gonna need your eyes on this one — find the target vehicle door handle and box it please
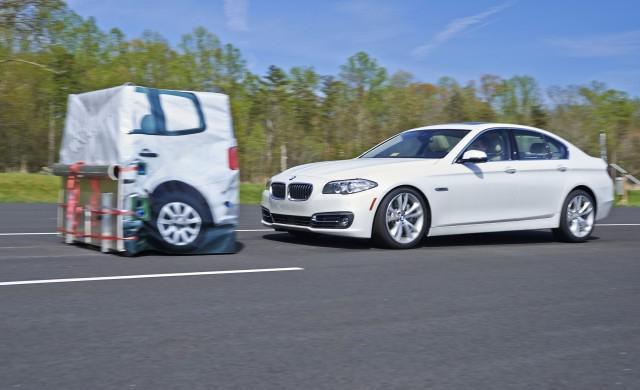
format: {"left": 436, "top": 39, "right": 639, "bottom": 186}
{"left": 557, "top": 166, "right": 568, "bottom": 172}
{"left": 139, "top": 149, "right": 158, "bottom": 158}
{"left": 505, "top": 168, "right": 517, "bottom": 174}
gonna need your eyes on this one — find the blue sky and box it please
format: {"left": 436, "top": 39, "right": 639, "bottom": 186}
{"left": 67, "top": 0, "right": 640, "bottom": 95}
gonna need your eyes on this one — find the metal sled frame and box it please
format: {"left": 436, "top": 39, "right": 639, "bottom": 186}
{"left": 53, "top": 162, "right": 136, "bottom": 253}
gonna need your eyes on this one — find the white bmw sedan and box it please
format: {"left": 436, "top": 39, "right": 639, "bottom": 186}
{"left": 261, "top": 123, "right": 614, "bottom": 249}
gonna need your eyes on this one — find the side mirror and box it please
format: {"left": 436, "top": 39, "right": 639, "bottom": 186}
{"left": 460, "top": 150, "right": 488, "bottom": 163}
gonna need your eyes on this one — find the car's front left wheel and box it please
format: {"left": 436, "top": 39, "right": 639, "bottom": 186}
{"left": 373, "top": 187, "right": 429, "bottom": 249}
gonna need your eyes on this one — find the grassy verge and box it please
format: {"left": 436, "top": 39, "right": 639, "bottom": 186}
{"left": 625, "top": 190, "right": 640, "bottom": 207}
{"left": 1, "top": 173, "right": 637, "bottom": 206}
{"left": 0, "top": 173, "right": 264, "bottom": 204}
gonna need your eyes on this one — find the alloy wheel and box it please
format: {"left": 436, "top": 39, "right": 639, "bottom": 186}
{"left": 566, "top": 194, "right": 594, "bottom": 238}
{"left": 385, "top": 192, "right": 424, "bottom": 244}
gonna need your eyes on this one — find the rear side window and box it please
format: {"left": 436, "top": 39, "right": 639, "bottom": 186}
{"left": 130, "top": 87, "right": 206, "bottom": 136}
{"left": 159, "top": 93, "right": 202, "bottom": 132}
{"left": 513, "top": 130, "right": 567, "bottom": 160}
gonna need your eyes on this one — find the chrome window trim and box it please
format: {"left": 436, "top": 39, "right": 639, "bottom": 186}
{"left": 452, "top": 127, "right": 570, "bottom": 164}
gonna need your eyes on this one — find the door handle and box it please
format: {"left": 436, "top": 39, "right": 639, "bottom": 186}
{"left": 139, "top": 149, "right": 158, "bottom": 158}
{"left": 505, "top": 168, "right": 517, "bottom": 174}
{"left": 557, "top": 166, "right": 568, "bottom": 172}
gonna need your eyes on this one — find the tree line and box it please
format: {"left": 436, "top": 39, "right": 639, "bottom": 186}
{"left": 1, "top": 1, "right": 639, "bottom": 181}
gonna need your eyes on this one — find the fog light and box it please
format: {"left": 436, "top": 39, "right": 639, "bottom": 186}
{"left": 339, "top": 216, "right": 350, "bottom": 226}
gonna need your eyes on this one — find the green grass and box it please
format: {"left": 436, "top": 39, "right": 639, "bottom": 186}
{"left": 0, "top": 173, "right": 60, "bottom": 203}
{"left": 2, "top": 173, "right": 636, "bottom": 207}
{"left": 0, "top": 173, "right": 264, "bottom": 204}
{"left": 624, "top": 190, "right": 640, "bottom": 207}
{"left": 239, "top": 183, "right": 264, "bottom": 205}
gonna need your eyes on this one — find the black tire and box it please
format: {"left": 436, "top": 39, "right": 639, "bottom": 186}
{"left": 372, "top": 187, "right": 429, "bottom": 249}
{"left": 150, "top": 190, "right": 212, "bottom": 253}
{"left": 552, "top": 189, "right": 596, "bottom": 243}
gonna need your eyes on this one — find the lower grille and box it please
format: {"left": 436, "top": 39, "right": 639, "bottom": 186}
{"left": 261, "top": 207, "right": 273, "bottom": 223}
{"left": 310, "top": 212, "right": 354, "bottom": 229}
{"left": 271, "top": 213, "right": 312, "bottom": 226}
{"left": 271, "top": 182, "right": 286, "bottom": 199}
{"left": 288, "top": 183, "right": 313, "bottom": 201}
{"left": 269, "top": 212, "right": 354, "bottom": 229}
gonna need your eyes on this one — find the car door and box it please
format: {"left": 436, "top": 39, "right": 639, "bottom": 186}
{"left": 509, "top": 129, "right": 569, "bottom": 220}
{"left": 128, "top": 87, "right": 209, "bottom": 190}
{"left": 432, "top": 128, "right": 521, "bottom": 227}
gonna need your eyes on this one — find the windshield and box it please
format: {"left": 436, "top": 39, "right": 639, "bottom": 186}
{"left": 360, "top": 129, "right": 470, "bottom": 159}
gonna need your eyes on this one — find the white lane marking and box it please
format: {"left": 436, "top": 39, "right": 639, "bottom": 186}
{"left": 0, "top": 246, "right": 59, "bottom": 249}
{"left": 0, "top": 232, "right": 58, "bottom": 236}
{"left": 596, "top": 223, "right": 640, "bottom": 226}
{"left": 0, "top": 267, "right": 304, "bottom": 287}
{"left": 0, "top": 229, "right": 274, "bottom": 236}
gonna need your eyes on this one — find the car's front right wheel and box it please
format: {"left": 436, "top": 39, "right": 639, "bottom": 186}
{"left": 373, "top": 187, "right": 429, "bottom": 249}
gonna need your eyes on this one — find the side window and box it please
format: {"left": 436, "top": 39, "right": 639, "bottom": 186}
{"left": 513, "top": 130, "right": 567, "bottom": 160}
{"left": 465, "top": 129, "right": 511, "bottom": 161}
{"left": 159, "top": 93, "right": 202, "bottom": 132}
{"left": 130, "top": 87, "right": 206, "bottom": 136}
{"left": 544, "top": 136, "right": 568, "bottom": 159}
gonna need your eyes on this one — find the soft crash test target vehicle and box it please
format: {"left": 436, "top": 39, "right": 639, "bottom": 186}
{"left": 56, "top": 85, "right": 239, "bottom": 255}
{"left": 261, "top": 123, "right": 614, "bottom": 249}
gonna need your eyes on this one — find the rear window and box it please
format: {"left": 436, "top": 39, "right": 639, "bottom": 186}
{"left": 130, "top": 87, "right": 206, "bottom": 136}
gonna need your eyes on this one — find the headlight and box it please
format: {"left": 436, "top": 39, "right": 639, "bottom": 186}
{"left": 322, "top": 179, "right": 377, "bottom": 195}
{"left": 265, "top": 179, "right": 272, "bottom": 190}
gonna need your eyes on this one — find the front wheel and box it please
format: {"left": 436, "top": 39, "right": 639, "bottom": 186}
{"left": 553, "top": 189, "right": 596, "bottom": 243}
{"left": 372, "top": 187, "right": 429, "bottom": 249}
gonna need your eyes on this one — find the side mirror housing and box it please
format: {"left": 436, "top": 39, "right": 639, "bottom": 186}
{"left": 459, "top": 150, "right": 488, "bottom": 163}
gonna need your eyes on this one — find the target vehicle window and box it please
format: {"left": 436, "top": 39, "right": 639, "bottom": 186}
{"left": 131, "top": 87, "right": 206, "bottom": 136}
{"left": 261, "top": 123, "right": 613, "bottom": 249}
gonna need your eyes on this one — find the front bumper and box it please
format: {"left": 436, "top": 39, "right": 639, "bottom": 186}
{"left": 260, "top": 188, "right": 382, "bottom": 238}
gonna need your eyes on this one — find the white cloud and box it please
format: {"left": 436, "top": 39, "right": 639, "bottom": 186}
{"left": 548, "top": 31, "right": 640, "bottom": 57}
{"left": 224, "top": 0, "right": 249, "bottom": 32}
{"left": 412, "top": 1, "right": 514, "bottom": 58}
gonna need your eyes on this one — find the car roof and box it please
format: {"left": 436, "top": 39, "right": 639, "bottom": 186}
{"left": 405, "top": 122, "right": 545, "bottom": 133}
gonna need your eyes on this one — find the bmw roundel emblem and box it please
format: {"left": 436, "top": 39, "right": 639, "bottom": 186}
{"left": 289, "top": 175, "right": 296, "bottom": 181}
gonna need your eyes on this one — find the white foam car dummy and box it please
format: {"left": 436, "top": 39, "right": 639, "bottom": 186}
{"left": 261, "top": 123, "right": 613, "bottom": 249}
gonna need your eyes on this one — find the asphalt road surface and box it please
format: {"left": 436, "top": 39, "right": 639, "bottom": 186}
{"left": 1, "top": 204, "right": 639, "bottom": 389}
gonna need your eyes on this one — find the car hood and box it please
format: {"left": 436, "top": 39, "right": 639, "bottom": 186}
{"left": 274, "top": 158, "right": 439, "bottom": 181}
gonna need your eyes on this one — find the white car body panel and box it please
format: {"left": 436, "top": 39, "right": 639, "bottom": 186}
{"left": 261, "top": 123, "right": 613, "bottom": 239}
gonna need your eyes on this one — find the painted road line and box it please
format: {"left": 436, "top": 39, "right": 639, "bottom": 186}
{"left": 596, "top": 224, "right": 640, "bottom": 226}
{"left": 0, "top": 229, "right": 274, "bottom": 236}
{"left": 0, "top": 232, "right": 58, "bottom": 236}
{"left": 0, "top": 267, "right": 304, "bottom": 287}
